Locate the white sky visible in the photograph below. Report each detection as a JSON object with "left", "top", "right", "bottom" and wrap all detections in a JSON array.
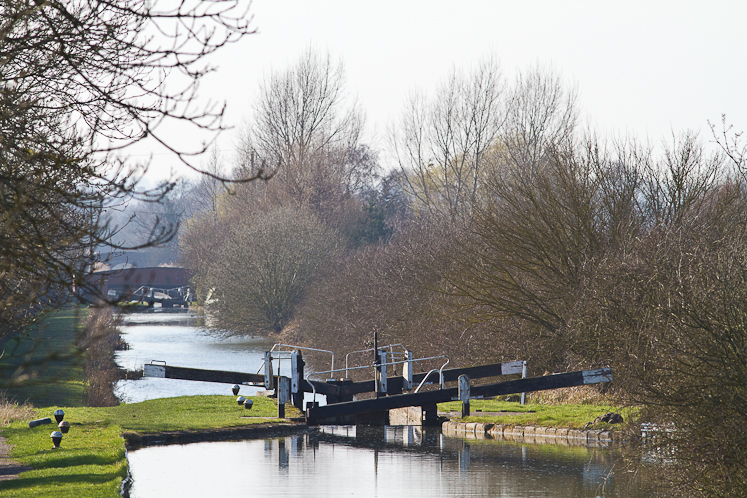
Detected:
[{"left": 136, "top": 0, "right": 747, "bottom": 183}]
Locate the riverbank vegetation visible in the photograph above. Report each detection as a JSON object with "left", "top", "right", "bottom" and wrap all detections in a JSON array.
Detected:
[{"left": 179, "top": 48, "right": 747, "bottom": 497}]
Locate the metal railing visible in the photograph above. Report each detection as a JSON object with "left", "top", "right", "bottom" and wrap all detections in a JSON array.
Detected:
[
  {"left": 413, "top": 357, "right": 450, "bottom": 393},
  {"left": 305, "top": 354, "right": 450, "bottom": 403},
  {"left": 344, "top": 344, "right": 407, "bottom": 378},
  {"left": 256, "top": 343, "right": 336, "bottom": 379}
]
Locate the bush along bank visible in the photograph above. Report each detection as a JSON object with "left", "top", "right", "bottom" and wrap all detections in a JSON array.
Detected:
[
  {"left": 78, "top": 307, "right": 131, "bottom": 407},
  {"left": 1, "top": 306, "right": 139, "bottom": 409}
]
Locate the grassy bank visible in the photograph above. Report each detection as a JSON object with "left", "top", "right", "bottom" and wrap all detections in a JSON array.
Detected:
[
  {"left": 438, "top": 399, "right": 632, "bottom": 430},
  {"left": 26, "top": 395, "right": 283, "bottom": 433},
  {"left": 0, "top": 395, "right": 288, "bottom": 497},
  {"left": 0, "top": 308, "right": 88, "bottom": 406}
]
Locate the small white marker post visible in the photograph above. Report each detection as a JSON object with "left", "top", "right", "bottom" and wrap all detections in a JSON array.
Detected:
[
  {"left": 402, "top": 350, "right": 414, "bottom": 390},
  {"left": 520, "top": 361, "right": 528, "bottom": 405},
  {"left": 459, "top": 374, "right": 470, "bottom": 418}
]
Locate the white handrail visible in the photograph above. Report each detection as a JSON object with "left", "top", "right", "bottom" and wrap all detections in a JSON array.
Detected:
[
  {"left": 269, "top": 343, "right": 335, "bottom": 372},
  {"left": 414, "top": 358, "right": 450, "bottom": 392}
]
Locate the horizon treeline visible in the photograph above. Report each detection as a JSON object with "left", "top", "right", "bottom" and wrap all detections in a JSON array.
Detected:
[{"left": 175, "top": 49, "right": 746, "bottom": 497}]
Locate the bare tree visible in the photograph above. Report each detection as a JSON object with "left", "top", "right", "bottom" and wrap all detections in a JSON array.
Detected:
[
  {"left": 438, "top": 128, "right": 747, "bottom": 496},
  {"left": 640, "top": 131, "right": 722, "bottom": 226},
  {"left": 233, "top": 48, "right": 378, "bottom": 239},
  {"left": 242, "top": 47, "right": 370, "bottom": 194},
  {"left": 191, "top": 146, "right": 228, "bottom": 220},
  {"left": 390, "top": 55, "right": 506, "bottom": 222},
  {"left": 501, "top": 64, "right": 579, "bottom": 177},
  {"left": 711, "top": 115, "right": 747, "bottom": 184},
  {"left": 1, "top": 0, "right": 257, "bottom": 171}
]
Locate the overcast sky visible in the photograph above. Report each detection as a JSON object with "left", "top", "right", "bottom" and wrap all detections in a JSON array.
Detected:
[{"left": 136, "top": 0, "right": 747, "bottom": 182}]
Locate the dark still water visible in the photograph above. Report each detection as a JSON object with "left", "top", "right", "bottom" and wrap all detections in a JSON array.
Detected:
[{"left": 126, "top": 426, "right": 651, "bottom": 498}]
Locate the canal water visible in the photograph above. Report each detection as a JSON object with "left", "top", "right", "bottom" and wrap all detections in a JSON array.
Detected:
[
  {"left": 116, "top": 313, "right": 652, "bottom": 498},
  {"left": 126, "top": 427, "right": 649, "bottom": 497},
  {"left": 114, "top": 311, "right": 275, "bottom": 403}
]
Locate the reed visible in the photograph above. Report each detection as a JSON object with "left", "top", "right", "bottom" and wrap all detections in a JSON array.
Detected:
[{"left": 0, "top": 393, "right": 34, "bottom": 426}]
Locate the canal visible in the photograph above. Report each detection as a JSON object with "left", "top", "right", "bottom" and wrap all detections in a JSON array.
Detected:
[
  {"left": 115, "top": 312, "right": 652, "bottom": 497},
  {"left": 115, "top": 311, "right": 274, "bottom": 403}
]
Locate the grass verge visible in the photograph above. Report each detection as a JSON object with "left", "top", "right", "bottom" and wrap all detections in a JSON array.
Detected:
[
  {"left": 36, "top": 395, "right": 285, "bottom": 433},
  {"left": 0, "top": 422, "right": 126, "bottom": 498},
  {"left": 438, "top": 399, "right": 635, "bottom": 430},
  {"left": 0, "top": 395, "right": 288, "bottom": 497}
]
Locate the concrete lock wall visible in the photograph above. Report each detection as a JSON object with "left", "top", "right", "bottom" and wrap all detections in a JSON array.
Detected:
[
  {"left": 441, "top": 421, "right": 625, "bottom": 447},
  {"left": 389, "top": 406, "right": 424, "bottom": 425}
]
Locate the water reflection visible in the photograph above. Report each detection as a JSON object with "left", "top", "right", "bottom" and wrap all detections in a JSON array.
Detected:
[{"left": 127, "top": 427, "right": 649, "bottom": 498}]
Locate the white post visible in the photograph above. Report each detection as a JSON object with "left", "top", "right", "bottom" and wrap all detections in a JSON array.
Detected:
[
  {"left": 402, "top": 350, "right": 414, "bottom": 390},
  {"left": 520, "top": 361, "right": 528, "bottom": 405}
]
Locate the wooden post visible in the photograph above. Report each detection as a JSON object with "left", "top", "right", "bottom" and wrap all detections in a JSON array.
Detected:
[
  {"left": 422, "top": 403, "right": 438, "bottom": 425},
  {"left": 278, "top": 376, "right": 290, "bottom": 419},
  {"left": 264, "top": 351, "right": 274, "bottom": 391},
  {"left": 379, "top": 351, "right": 388, "bottom": 395},
  {"left": 459, "top": 374, "right": 470, "bottom": 418},
  {"left": 373, "top": 330, "right": 381, "bottom": 398},
  {"left": 291, "top": 351, "right": 304, "bottom": 410}
]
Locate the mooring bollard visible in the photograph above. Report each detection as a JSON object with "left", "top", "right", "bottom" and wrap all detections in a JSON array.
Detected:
[
  {"left": 51, "top": 431, "right": 63, "bottom": 449},
  {"left": 459, "top": 374, "right": 471, "bottom": 418},
  {"left": 237, "top": 396, "right": 246, "bottom": 406},
  {"left": 28, "top": 417, "right": 53, "bottom": 428},
  {"left": 54, "top": 409, "right": 65, "bottom": 423},
  {"left": 58, "top": 421, "right": 70, "bottom": 434},
  {"left": 232, "top": 384, "right": 240, "bottom": 396}
]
